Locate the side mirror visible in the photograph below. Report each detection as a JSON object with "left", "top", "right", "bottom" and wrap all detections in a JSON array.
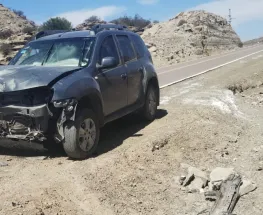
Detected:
[{"left": 97, "top": 57, "right": 117, "bottom": 70}]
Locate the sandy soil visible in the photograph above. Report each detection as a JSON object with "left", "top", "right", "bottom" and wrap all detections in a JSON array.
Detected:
[{"left": 1, "top": 55, "right": 263, "bottom": 215}]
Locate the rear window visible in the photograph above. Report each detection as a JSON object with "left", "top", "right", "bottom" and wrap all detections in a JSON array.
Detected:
[
  {"left": 116, "top": 35, "right": 136, "bottom": 62},
  {"left": 130, "top": 34, "right": 147, "bottom": 58}
]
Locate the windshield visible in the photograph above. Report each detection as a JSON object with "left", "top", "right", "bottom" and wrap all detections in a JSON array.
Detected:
[{"left": 9, "top": 38, "right": 95, "bottom": 67}]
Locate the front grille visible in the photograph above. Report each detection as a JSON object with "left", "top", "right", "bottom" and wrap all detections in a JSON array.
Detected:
[{"left": 0, "top": 87, "right": 52, "bottom": 106}]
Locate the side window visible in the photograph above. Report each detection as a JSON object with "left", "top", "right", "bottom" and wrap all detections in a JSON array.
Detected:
[
  {"left": 130, "top": 35, "right": 147, "bottom": 58},
  {"left": 99, "top": 36, "right": 119, "bottom": 65},
  {"left": 116, "top": 35, "right": 136, "bottom": 62}
]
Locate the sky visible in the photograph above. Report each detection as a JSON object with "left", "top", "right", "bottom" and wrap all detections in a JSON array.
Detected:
[{"left": 1, "top": 0, "right": 263, "bottom": 41}]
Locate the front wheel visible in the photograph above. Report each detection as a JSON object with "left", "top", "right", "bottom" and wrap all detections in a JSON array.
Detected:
[
  {"left": 141, "top": 85, "right": 158, "bottom": 121},
  {"left": 63, "top": 108, "right": 100, "bottom": 160}
]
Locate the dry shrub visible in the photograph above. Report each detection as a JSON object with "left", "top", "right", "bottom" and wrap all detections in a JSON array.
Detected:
[
  {"left": 0, "top": 43, "right": 12, "bottom": 56},
  {"left": 0, "top": 29, "right": 14, "bottom": 40},
  {"left": 228, "top": 80, "right": 263, "bottom": 94}
]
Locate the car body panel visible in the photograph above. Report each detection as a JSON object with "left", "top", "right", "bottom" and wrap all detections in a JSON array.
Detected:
[{"left": 0, "top": 65, "right": 80, "bottom": 92}]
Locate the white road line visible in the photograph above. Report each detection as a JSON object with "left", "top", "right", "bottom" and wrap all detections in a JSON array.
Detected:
[{"left": 160, "top": 49, "right": 263, "bottom": 89}]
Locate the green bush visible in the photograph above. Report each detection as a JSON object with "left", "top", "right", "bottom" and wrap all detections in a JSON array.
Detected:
[
  {"left": 40, "top": 17, "right": 73, "bottom": 31},
  {"left": 0, "top": 43, "right": 12, "bottom": 56},
  {"left": 85, "top": 16, "right": 101, "bottom": 23},
  {"left": 13, "top": 9, "right": 27, "bottom": 19},
  {"left": 238, "top": 42, "right": 243, "bottom": 48},
  {"left": 22, "top": 25, "right": 36, "bottom": 34},
  {"left": 111, "top": 14, "right": 151, "bottom": 29},
  {"left": 0, "top": 29, "right": 14, "bottom": 40}
]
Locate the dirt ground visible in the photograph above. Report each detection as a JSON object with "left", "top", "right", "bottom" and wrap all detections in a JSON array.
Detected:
[{"left": 1, "top": 55, "right": 263, "bottom": 215}]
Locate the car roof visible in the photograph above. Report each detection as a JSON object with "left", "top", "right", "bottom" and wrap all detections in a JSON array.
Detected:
[
  {"left": 35, "top": 29, "right": 140, "bottom": 42},
  {"left": 36, "top": 30, "right": 96, "bottom": 41}
]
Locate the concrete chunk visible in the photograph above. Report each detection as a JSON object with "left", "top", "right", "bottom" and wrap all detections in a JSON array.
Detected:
[
  {"left": 210, "top": 167, "right": 235, "bottom": 182},
  {"left": 240, "top": 180, "right": 257, "bottom": 196},
  {"left": 188, "top": 166, "right": 208, "bottom": 181},
  {"left": 188, "top": 177, "right": 206, "bottom": 191}
]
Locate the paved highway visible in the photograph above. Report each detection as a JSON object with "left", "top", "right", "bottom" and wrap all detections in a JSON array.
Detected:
[{"left": 157, "top": 45, "right": 263, "bottom": 88}]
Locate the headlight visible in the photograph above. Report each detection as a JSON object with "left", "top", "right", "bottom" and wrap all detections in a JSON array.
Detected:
[{"left": 52, "top": 98, "right": 77, "bottom": 108}]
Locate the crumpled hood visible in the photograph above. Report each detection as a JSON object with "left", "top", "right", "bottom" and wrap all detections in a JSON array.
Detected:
[{"left": 0, "top": 65, "right": 81, "bottom": 92}]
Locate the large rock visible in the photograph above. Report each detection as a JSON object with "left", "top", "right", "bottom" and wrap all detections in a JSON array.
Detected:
[{"left": 142, "top": 10, "right": 242, "bottom": 67}]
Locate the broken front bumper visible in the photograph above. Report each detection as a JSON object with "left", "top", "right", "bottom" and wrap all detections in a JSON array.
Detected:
[{"left": 0, "top": 104, "right": 50, "bottom": 141}]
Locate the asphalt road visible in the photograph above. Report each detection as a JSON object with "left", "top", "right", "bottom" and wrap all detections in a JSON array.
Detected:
[{"left": 157, "top": 44, "right": 263, "bottom": 88}]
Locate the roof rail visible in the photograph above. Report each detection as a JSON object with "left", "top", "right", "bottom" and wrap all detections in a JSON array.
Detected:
[
  {"left": 91, "top": 24, "right": 128, "bottom": 34},
  {"left": 34, "top": 30, "right": 69, "bottom": 40}
]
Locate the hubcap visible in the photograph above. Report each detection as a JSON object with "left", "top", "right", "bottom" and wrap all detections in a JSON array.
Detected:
[
  {"left": 148, "top": 89, "right": 157, "bottom": 116},
  {"left": 78, "top": 118, "right": 96, "bottom": 152}
]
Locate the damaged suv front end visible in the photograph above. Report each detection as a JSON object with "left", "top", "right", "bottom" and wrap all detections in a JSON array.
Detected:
[
  {"left": 0, "top": 69, "right": 80, "bottom": 143},
  {"left": 0, "top": 86, "right": 53, "bottom": 141},
  {"left": 0, "top": 35, "right": 95, "bottom": 144}
]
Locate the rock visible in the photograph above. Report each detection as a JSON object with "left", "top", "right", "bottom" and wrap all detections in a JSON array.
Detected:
[
  {"left": 166, "top": 54, "right": 174, "bottom": 61},
  {"left": 210, "top": 167, "right": 235, "bottom": 182},
  {"left": 0, "top": 161, "right": 8, "bottom": 167},
  {"left": 194, "top": 26, "right": 203, "bottom": 32},
  {"left": 149, "top": 46, "right": 157, "bottom": 52},
  {"left": 182, "top": 173, "right": 195, "bottom": 187},
  {"left": 188, "top": 177, "right": 206, "bottom": 191},
  {"left": 179, "top": 176, "right": 186, "bottom": 185},
  {"left": 195, "top": 49, "right": 203, "bottom": 55},
  {"left": 26, "top": 156, "right": 48, "bottom": 161},
  {"left": 239, "top": 180, "right": 257, "bottom": 196},
  {"left": 177, "top": 19, "right": 187, "bottom": 26}
]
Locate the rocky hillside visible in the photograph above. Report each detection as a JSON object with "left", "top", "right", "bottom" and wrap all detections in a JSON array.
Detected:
[
  {"left": 142, "top": 11, "right": 242, "bottom": 67},
  {"left": 243, "top": 37, "right": 263, "bottom": 46},
  {"left": 0, "top": 4, "right": 35, "bottom": 65}
]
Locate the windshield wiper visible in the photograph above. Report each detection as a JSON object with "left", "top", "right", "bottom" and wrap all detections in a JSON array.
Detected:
[{"left": 41, "top": 43, "right": 55, "bottom": 66}]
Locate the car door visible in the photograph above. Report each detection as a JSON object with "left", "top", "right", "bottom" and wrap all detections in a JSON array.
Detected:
[
  {"left": 115, "top": 34, "right": 143, "bottom": 106},
  {"left": 95, "top": 35, "right": 128, "bottom": 116}
]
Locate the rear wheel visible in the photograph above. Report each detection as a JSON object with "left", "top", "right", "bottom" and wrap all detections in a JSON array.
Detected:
[
  {"left": 63, "top": 108, "right": 100, "bottom": 160},
  {"left": 141, "top": 84, "right": 158, "bottom": 121}
]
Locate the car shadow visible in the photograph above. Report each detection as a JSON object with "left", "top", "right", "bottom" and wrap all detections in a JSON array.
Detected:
[
  {"left": 94, "top": 109, "right": 168, "bottom": 156},
  {"left": 0, "top": 109, "right": 168, "bottom": 158}
]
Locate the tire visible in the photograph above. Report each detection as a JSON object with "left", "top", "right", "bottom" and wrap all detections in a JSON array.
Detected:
[
  {"left": 63, "top": 108, "right": 100, "bottom": 160},
  {"left": 141, "top": 84, "right": 158, "bottom": 121}
]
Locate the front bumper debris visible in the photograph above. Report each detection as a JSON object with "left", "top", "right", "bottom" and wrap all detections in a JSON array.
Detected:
[
  {"left": 0, "top": 104, "right": 50, "bottom": 142},
  {"left": 0, "top": 100, "right": 78, "bottom": 143}
]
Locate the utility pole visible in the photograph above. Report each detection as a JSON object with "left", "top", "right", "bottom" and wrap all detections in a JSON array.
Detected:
[{"left": 228, "top": 9, "right": 233, "bottom": 25}]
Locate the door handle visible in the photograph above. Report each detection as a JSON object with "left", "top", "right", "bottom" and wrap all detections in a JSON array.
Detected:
[{"left": 121, "top": 73, "right": 127, "bottom": 80}]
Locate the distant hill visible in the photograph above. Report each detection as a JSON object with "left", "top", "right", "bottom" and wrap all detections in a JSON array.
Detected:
[
  {"left": 0, "top": 4, "right": 36, "bottom": 65},
  {"left": 243, "top": 37, "right": 263, "bottom": 46},
  {"left": 142, "top": 10, "right": 243, "bottom": 67}
]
